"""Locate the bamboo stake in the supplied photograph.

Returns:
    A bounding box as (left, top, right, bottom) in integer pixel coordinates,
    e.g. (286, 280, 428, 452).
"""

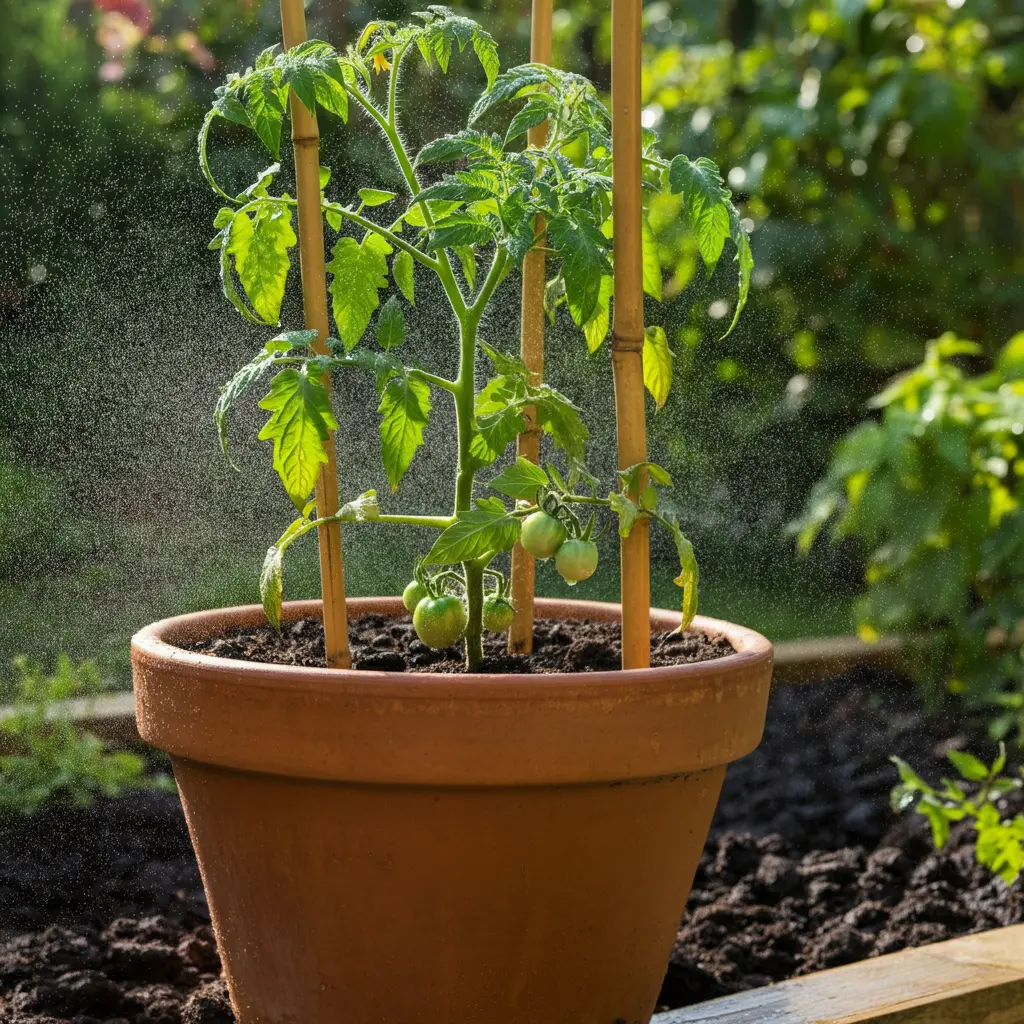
(280, 0, 351, 669)
(508, 0, 553, 656)
(611, 0, 651, 669)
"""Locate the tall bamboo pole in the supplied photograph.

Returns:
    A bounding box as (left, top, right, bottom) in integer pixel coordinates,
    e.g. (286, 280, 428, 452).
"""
(611, 0, 651, 669)
(508, 0, 553, 656)
(280, 0, 352, 669)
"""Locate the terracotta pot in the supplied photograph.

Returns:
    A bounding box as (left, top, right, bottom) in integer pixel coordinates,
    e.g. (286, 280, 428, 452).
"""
(132, 598, 772, 1024)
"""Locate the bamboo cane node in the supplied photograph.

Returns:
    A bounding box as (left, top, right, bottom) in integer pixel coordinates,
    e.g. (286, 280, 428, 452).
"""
(291, 133, 320, 145)
(611, 331, 644, 353)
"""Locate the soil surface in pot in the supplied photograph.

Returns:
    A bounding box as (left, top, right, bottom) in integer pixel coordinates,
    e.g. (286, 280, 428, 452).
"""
(1, 667, 1020, 1023)
(186, 615, 735, 673)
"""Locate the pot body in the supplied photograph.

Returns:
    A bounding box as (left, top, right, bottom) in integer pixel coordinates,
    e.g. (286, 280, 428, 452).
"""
(132, 598, 773, 1024)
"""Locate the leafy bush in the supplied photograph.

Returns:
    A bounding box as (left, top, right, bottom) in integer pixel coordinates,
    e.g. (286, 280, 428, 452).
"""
(794, 332, 1024, 740)
(0, 655, 157, 814)
(891, 746, 1023, 885)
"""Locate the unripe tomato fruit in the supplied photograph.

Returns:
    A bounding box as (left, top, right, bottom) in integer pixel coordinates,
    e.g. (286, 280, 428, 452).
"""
(402, 580, 430, 613)
(555, 539, 599, 584)
(482, 595, 515, 633)
(413, 595, 468, 649)
(519, 511, 566, 560)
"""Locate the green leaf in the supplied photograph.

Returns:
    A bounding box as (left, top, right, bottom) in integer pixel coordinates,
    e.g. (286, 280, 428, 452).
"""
(948, 749, 990, 782)
(327, 235, 390, 349)
(376, 295, 406, 350)
(480, 340, 531, 376)
(242, 70, 286, 158)
(489, 457, 548, 501)
(582, 275, 613, 353)
(359, 188, 398, 207)
(453, 245, 478, 290)
(469, 65, 550, 125)
(260, 544, 284, 629)
(643, 325, 673, 409)
(722, 208, 754, 340)
(415, 129, 501, 167)
(425, 501, 520, 565)
(472, 29, 500, 88)
(618, 461, 673, 495)
(404, 199, 462, 229)
(393, 250, 415, 305)
(378, 371, 432, 492)
(257, 368, 338, 509)
(642, 214, 663, 301)
(229, 203, 297, 325)
(529, 383, 589, 459)
(505, 97, 553, 144)
(471, 375, 528, 465)
(412, 178, 497, 206)
(337, 488, 380, 522)
(428, 213, 495, 250)
(609, 491, 641, 538)
(920, 801, 952, 849)
(668, 155, 732, 274)
(548, 217, 611, 327)
(215, 332, 314, 465)
(664, 516, 699, 630)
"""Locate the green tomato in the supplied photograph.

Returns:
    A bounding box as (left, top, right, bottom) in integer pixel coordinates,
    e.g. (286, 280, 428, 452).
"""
(402, 580, 430, 613)
(520, 511, 567, 560)
(555, 539, 599, 585)
(482, 595, 515, 633)
(413, 595, 468, 650)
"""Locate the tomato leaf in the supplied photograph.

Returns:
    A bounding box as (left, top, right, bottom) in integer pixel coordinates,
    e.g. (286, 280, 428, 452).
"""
(378, 370, 432, 491)
(327, 234, 390, 349)
(643, 325, 673, 409)
(581, 275, 613, 353)
(662, 515, 700, 631)
(425, 501, 520, 565)
(257, 368, 338, 509)
(642, 214, 663, 301)
(469, 65, 550, 125)
(415, 129, 503, 167)
(722, 207, 754, 340)
(393, 249, 416, 305)
(489, 457, 549, 501)
(667, 155, 732, 276)
(359, 188, 398, 207)
(376, 295, 406, 350)
(548, 217, 611, 327)
(609, 491, 640, 538)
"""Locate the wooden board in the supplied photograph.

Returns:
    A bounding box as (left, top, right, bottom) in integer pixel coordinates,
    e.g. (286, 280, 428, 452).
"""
(654, 925, 1024, 1023)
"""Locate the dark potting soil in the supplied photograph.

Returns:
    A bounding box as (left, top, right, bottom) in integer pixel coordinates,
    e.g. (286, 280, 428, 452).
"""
(1, 669, 1021, 1023)
(187, 615, 735, 673)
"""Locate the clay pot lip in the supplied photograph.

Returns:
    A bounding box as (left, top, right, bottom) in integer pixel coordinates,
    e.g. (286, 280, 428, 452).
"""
(132, 597, 772, 700)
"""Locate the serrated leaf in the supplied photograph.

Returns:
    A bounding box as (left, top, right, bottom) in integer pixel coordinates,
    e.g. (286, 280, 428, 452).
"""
(609, 491, 641, 538)
(472, 29, 500, 88)
(618, 461, 673, 495)
(412, 178, 497, 206)
(415, 129, 500, 166)
(643, 325, 673, 409)
(375, 295, 406, 350)
(668, 155, 733, 273)
(479, 340, 531, 376)
(260, 545, 284, 629)
(424, 504, 520, 565)
(393, 249, 415, 305)
(257, 368, 338, 509)
(378, 371, 431, 491)
(489, 457, 548, 501)
(582, 275, 613, 353)
(359, 188, 398, 207)
(243, 70, 286, 158)
(664, 516, 699, 630)
(469, 65, 550, 125)
(428, 213, 495, 250)
(505, 98, 553, 144)
(452, 245, 477, 290)
(327, 235, 389, 349)
(548, 217, 611, 327)
(404, 198, 462, 228)
(228, 203, 297, 325)
(530, 383, 589, 459)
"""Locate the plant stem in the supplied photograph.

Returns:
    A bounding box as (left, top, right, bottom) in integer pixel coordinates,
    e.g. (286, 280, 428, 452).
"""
(463, 560, 486, 669)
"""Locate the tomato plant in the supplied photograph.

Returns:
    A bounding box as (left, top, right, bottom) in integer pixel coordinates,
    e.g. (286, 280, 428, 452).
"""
(206, 7, 752, 670)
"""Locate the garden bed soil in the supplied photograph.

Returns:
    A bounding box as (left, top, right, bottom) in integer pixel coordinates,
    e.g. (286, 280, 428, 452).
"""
(186, 615, 735, 673)
(1, 668, 1021, 1023)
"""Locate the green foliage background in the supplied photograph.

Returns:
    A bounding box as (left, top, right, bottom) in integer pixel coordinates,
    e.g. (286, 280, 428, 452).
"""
(0, 0, 1021, 683)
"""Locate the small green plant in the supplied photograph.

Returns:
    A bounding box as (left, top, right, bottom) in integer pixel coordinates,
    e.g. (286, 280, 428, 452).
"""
(0, 655, 157, 815)
(202, 8, 753, 670)
(794, 331, 1024, 739)
(891, 746, 1024, 885)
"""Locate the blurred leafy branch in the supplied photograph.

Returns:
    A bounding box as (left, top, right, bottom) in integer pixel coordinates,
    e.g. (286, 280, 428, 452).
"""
(795, 333, 1024, 741)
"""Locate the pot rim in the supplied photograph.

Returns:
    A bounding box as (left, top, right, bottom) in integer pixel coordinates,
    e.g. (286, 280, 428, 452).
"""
(132, 597, 771, 700)
(132, 598, 774, 784)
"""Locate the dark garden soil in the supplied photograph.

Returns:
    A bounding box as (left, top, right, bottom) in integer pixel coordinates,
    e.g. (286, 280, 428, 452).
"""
(187, 615, 735, 673)
(1, 667, 1021, 1023)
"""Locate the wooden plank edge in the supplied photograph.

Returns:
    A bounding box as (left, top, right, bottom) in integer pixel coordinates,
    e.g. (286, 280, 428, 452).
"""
(653, 923, 1024, 1023)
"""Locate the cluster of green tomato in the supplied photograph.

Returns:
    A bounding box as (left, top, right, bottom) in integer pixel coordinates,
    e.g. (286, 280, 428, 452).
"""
(400, 510, 600, 651)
